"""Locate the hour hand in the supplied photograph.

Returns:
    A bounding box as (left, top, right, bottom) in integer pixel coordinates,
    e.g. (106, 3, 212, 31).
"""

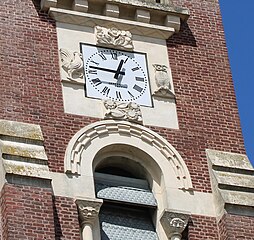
(114, 60, 124, 79)
(90, 65, 125, 76)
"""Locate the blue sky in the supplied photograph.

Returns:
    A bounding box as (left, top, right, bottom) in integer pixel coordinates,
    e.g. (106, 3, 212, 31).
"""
(219, 0, 254, 166)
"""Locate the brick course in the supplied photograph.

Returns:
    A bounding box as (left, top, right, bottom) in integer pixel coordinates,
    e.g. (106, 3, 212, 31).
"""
(0, 183, 55, 239)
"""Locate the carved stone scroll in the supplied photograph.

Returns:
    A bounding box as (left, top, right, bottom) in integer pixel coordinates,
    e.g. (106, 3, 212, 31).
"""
(103, 100, 142, 123)
(95, 26, 134, 50)
(59, 48, 84, 81)
(160, 210, 190, 240)
(153, 64, 175, 99)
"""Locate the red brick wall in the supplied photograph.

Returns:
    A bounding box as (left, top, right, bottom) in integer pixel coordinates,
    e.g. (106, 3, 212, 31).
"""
(0, 0, 249, 238)
(0, 0, 245, 191)
(53, 196, 81, 239)
(188, 215, 219, 239)
(0, 183, 55, 239)
(218, 213, 254, 240)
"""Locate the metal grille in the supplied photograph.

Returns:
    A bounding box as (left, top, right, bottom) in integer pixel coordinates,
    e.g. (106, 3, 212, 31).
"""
(100, 207, 158, 240)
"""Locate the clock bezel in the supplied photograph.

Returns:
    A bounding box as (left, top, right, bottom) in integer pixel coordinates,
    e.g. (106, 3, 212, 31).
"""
(80, 43, 153, 108)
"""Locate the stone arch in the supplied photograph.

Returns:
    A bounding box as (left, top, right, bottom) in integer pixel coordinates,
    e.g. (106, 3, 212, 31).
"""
(64, 120, 193, 191)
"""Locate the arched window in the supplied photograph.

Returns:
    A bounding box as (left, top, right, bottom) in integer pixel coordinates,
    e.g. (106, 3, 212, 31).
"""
(66, 121, 192, 240)
(94, 156, 159, 240)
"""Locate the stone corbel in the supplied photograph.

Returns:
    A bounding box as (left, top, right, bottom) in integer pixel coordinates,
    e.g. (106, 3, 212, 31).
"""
(76, 198, 103, 240)
(104, 4, 119, 18)
(160, 210, 190, 240)
(72, 0, 88, 13)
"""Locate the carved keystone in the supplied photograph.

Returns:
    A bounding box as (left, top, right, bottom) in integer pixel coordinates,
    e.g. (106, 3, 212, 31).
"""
(76, 198, 103, 227)
(160, 210, 190, 240)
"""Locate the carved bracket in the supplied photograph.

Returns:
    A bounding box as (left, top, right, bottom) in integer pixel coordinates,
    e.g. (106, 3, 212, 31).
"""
(152, 64, 175, 99)
(95, 26, 134, 50)
(76, 198, 103, 227)
(160, 210, 190, 240)
(103, 100, 142, 123)
(59, 48, 84, 81)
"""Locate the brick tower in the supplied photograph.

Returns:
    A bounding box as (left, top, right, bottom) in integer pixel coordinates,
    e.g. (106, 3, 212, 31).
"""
(0, 0, 253, 239)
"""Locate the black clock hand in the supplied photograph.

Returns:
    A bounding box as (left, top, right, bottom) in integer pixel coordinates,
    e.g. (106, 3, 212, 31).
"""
(114, 60, 124, 79)
(90, 66, 125, 76)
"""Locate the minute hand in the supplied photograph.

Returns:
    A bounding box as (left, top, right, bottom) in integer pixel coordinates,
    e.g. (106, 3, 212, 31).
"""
(90, 66, 125, 76)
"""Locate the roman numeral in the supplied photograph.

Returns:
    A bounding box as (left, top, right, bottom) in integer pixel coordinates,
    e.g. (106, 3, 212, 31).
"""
(88, 69, 97, 74)
(133, 84, 143, 93)
(98, 53, 107, 60)
(91, 78, 101, 86)
(111, 52, 118, 60)
(135, 77, 144, 82)
(101, 86, 110, 96)
(90, 60, 99, 65)
(124, 57, 129, 63)
(132, 67, 139, 71)
(116, 91, 122, 99)
(128, 91, 134, 98)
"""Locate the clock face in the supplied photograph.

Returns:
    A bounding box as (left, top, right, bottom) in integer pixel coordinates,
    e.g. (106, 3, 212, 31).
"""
(81, 44, 152, 107)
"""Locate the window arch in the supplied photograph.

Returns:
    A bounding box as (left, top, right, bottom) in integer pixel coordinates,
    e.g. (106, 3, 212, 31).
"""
(66, 120, 192, 240)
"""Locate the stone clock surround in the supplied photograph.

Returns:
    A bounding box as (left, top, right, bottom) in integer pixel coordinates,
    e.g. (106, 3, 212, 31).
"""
(58, 24, 180, 128)
(44, 0, 190, 129)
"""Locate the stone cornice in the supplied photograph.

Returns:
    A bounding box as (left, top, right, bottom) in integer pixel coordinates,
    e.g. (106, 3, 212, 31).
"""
(41, 0, 189, 39)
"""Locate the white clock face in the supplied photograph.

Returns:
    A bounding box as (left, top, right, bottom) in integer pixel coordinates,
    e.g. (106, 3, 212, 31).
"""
(81, 44, 152, 107)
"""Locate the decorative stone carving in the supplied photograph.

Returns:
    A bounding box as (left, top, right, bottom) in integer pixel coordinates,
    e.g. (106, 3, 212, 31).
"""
(59, 48, 84, 81)
(153, 64, 175, 99)
(95, 26, 134, 50)
(76, 198, 103, 226)
(160, 210, 190, 240)
(64, 120, 193, 190)
(103, 100, 142, 123)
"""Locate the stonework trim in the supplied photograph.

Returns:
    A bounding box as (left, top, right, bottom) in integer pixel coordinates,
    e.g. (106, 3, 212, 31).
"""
(0, 119, 51, 190)
(206, 149, 254, 219)
(64, 120, 193, 190)
(76, 198, 103, 226)
(160, 209, 190, 239)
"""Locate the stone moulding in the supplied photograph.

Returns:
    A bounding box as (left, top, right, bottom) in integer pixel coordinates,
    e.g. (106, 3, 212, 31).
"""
(43, 0, 189, 40)
(0, 120, 50, 185)
(95, 26, 134, 50)
(103, 100, 143, 123)
(206, 149, 254, 218)
(64, 120, 193, 190)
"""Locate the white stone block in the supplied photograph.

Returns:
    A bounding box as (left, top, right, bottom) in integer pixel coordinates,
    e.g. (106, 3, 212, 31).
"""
(72, 0, 88, 13)
(135, 9, 151, 23)
(104, 4, 119, 18)
(165, 15, 180, 32)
